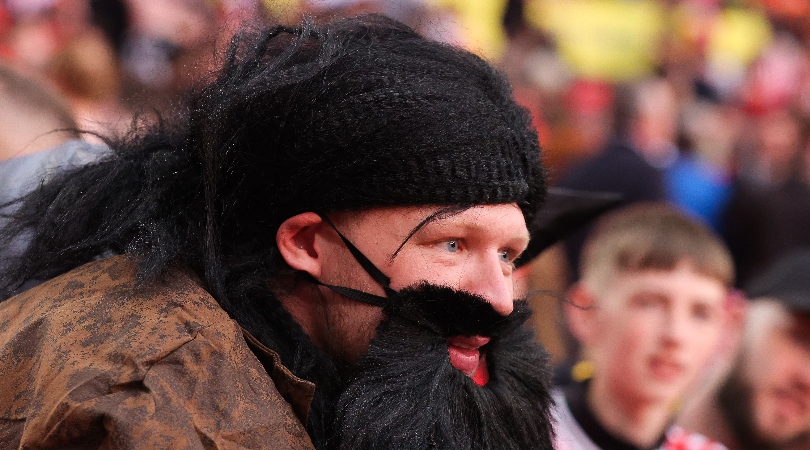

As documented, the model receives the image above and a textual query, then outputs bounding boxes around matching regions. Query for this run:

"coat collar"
[242,328,317,426]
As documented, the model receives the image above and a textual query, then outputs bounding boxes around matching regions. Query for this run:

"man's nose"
[462,253,514,316]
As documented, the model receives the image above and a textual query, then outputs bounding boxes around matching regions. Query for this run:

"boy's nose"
[661,310,690,346]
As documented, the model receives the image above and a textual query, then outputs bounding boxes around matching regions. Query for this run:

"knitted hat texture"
[188,15,546,232]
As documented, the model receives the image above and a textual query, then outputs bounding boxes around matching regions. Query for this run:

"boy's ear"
[276,212,325,278]
[565,283,599,345]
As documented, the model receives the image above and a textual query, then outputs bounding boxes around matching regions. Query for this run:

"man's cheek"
[333,310,385,366]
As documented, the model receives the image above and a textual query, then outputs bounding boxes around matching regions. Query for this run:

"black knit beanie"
[188,14,546,237]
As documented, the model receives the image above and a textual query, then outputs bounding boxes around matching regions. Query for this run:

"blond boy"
[553,203,733,450]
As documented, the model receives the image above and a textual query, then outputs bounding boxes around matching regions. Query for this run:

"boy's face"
[583,262,727,403]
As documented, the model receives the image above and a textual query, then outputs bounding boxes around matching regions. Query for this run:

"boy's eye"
[444,240,459,253]
[498,250,511,263]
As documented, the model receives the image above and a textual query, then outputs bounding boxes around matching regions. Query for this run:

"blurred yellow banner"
[428,0,510,60]
[527,0,665,81]
[708,7,771,69]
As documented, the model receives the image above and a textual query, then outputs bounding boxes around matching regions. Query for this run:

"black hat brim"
[515,187,622,268]
[745,249,810,312]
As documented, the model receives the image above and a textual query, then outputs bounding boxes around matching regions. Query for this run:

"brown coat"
[0,256,317,449]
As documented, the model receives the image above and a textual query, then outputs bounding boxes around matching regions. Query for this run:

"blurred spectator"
[549,79,615,177]
[740,32,805,117]
[0,0,133,133]
[722,109,810,287]
[49,28,129,135]
[740,108,802,186]
[556,78,677,279]
[0,64,75,162]
[497,1,553,171]
[679,250,810,450]
[554,203,733,450]
[119,0,219,109]
[0,62,106,272]
[666,96,740,231]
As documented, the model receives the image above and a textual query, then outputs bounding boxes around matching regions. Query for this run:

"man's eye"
[444,240,459,253]
[499,250,511,263]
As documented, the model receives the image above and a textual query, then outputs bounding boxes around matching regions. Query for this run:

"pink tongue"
[447,336,491,379]
[448,345,480,376]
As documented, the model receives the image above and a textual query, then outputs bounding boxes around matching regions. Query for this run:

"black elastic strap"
[298,212,398,307]
[302,273,390,308]
[316,212,394,293]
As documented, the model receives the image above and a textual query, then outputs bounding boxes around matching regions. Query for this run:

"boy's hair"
[580,203,734,290]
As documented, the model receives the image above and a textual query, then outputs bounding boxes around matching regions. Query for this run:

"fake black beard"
[331,283,556,450]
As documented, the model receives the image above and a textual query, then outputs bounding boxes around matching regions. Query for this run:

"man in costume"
[0,15,555,449]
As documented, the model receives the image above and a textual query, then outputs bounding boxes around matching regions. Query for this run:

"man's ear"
[565,283,598,346]
[276,212,325,278]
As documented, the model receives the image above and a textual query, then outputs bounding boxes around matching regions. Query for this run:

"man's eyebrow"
[389,205,472,262]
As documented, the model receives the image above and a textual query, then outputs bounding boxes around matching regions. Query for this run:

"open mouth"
[448,335,491,385]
